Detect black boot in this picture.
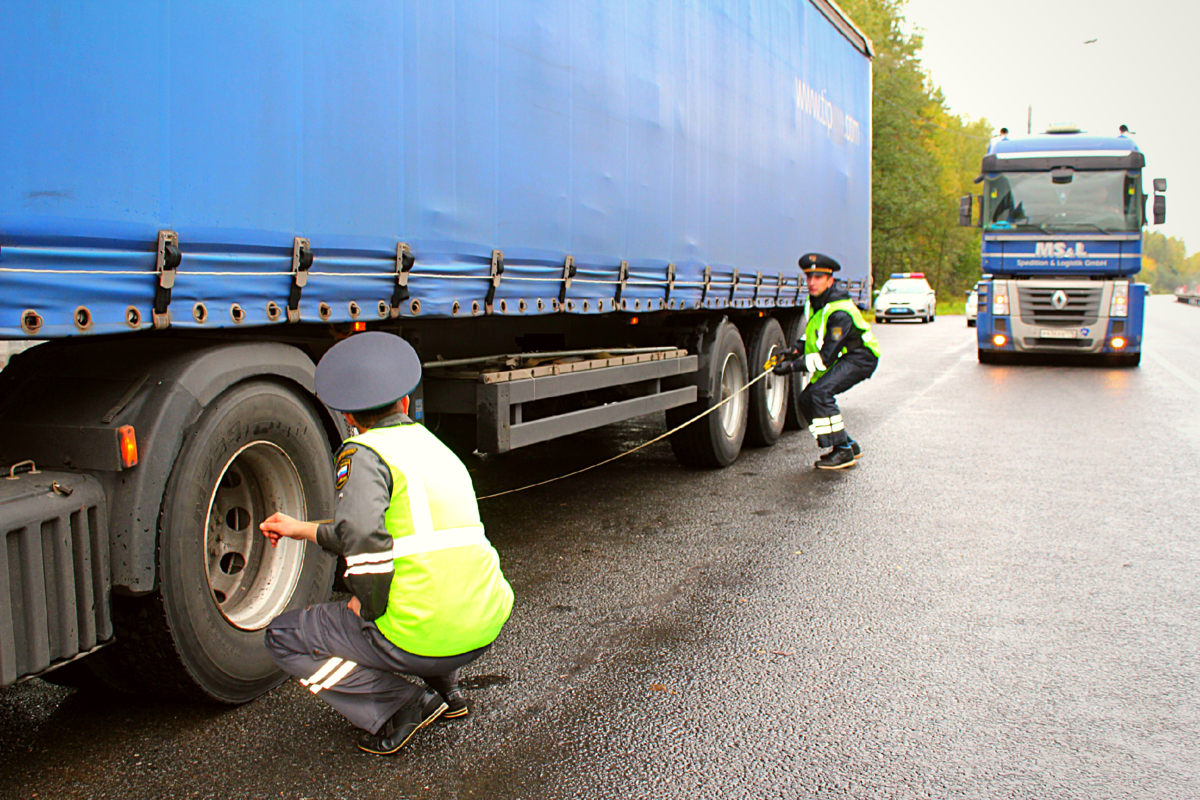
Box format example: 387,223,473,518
815,446,856,470
358,690,447,755
423,670,469,719
847,440,862,460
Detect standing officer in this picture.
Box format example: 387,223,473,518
774,253,880,470
259,332,514,755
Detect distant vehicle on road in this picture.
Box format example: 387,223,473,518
874,273,937,323
965,281,982,327
1176,285,1200,306
961,125,1165,366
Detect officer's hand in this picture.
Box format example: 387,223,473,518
772,359,797,375
778,345,801,363
347,596,362,617
260,512,318,546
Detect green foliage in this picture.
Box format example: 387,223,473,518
837,0,990,297
1141,232,1200,293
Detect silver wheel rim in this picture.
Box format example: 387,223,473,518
203,441,307,631
718,351,747,438
763,343,787,424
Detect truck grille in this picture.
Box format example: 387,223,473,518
1017,286,1103,326
1,472,111,685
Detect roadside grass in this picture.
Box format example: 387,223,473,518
936,299,966,316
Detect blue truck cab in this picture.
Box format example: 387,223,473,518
962,126,1165,366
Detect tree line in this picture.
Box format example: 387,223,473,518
1141,233,1200,293
840,0,1200,299
838,0,991,299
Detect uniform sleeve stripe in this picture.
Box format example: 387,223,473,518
344,551,395,566
344,563,395,576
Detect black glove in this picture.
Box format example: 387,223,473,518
771,346,802,375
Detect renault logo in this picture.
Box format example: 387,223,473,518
1051,290,1068,310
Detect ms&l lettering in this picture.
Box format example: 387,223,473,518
1034,242,1089,258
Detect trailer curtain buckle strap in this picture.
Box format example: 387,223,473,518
558,255,576,307
701,266,712,305
390,243,415,318
485,250,504,314
665,263,676,305
153,230,181,330
615,260,629,304
287,237,313,323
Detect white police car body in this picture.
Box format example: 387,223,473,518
874,273,936,323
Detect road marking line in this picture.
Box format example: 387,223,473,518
1145,350,1200,396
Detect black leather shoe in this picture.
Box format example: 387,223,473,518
848,440,862,460
815,446,856,470
358,691,447,755
423,670,469,719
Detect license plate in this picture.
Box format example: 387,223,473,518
1040,329,1077,339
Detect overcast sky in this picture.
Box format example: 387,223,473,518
901,0,1200,250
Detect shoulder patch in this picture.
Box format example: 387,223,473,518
335,453,353,489
339,446,359,459
831,326,843,340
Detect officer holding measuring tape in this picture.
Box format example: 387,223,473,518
773,253,881,470
260,332,513,755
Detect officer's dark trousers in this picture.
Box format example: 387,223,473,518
797,348,878,448
264,602,490,734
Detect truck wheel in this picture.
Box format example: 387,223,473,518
668,320,748,467
780,313,810,431
743,317,788,447
89,380,336,703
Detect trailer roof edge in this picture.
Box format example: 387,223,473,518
810,0,875,58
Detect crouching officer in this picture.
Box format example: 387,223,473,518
259,332,514,755
774,253,880,470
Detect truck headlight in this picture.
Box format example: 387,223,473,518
992,291,1009,316
1110,282,1128,318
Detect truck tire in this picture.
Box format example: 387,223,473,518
780,313,810,431
668,320,748,468
89,380,336,703
743,317,788,447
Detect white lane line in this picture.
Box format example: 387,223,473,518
1145,349,1200,395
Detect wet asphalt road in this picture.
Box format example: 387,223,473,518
2,296,1198,799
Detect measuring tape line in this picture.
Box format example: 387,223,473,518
476,362,780,501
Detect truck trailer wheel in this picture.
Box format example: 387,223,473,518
90,380,336,703
780,313,810,431
743,317,789,447
668,320,748,467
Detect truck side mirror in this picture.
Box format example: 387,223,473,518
1153,178,1167,193
1153,194,1166,225
958,195,972,227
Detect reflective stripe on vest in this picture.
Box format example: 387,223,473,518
391,525,490,559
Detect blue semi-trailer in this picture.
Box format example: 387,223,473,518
0,0,872,699
961,126,1166,366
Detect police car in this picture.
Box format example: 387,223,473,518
874,273,937,323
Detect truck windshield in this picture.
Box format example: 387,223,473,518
983,170,1142,233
